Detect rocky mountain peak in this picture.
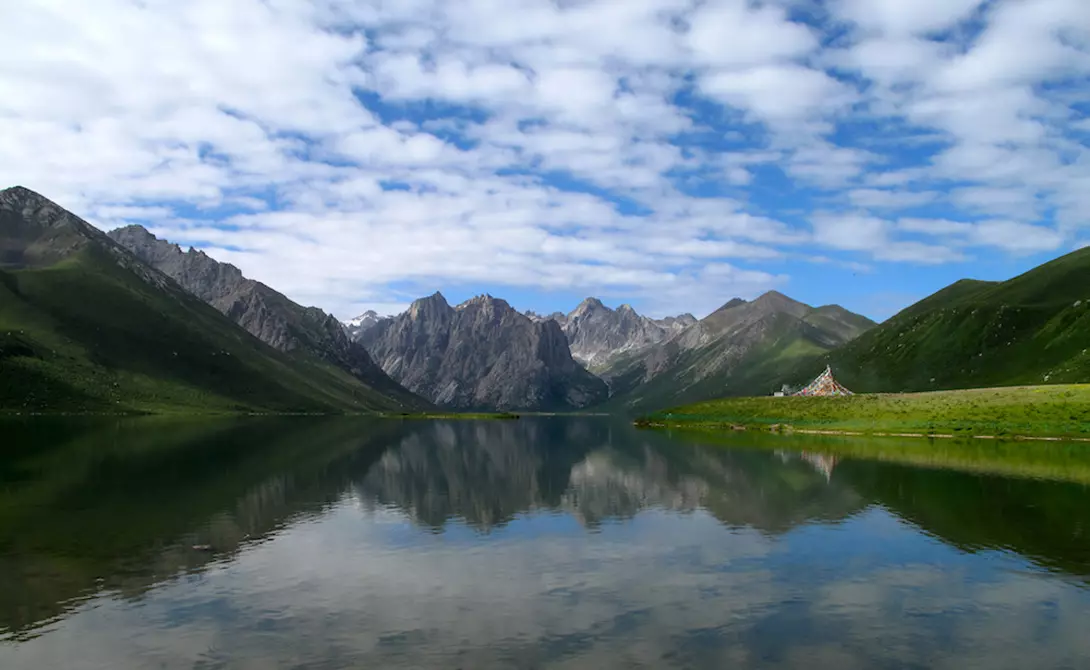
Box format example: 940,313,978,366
458,294,512,312
344,310,393,338
111,223,157,242
751,290,810,318
526,310,567,324
0,185,46,207
409,292,452,320
553,298,697,368
655,313,698,330
1,186,144,272
357,291,608,411
572,297,607,316
348,310,380,325
710,297,748,315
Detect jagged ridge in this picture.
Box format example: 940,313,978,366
357,292,608,411
107,225,426,409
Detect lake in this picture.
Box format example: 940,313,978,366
2,416,1089,669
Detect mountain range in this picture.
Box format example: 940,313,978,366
5,185,1090,415
106,225,422,408
528,298,697,369
354,292,608,411
0,186,425,414
594,291,876,412
347,291,875,413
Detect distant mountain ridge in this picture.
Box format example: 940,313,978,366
0,186,423,413
344,310,392,340
598,291,876,412
356,292,609,411
20,183,1087,415
108,225,425,409
531,298,697,369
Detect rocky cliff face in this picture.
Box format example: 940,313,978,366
107,225,424,408
344,310,391,341
528,298,696,369
358,293,609,411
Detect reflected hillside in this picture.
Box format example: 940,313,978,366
6,415,1090,646
838,460,1090,580
562,435,864,532
353,418,608,530
353,419,864,533
0,417,404,638
676,430,1090,582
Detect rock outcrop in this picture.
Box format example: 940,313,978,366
528,298,696,369
344,310,391,341
357,293,609,411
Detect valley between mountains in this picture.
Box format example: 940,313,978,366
3,185,1090,416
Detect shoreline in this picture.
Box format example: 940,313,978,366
633,384,1090,444
635,420,1090,443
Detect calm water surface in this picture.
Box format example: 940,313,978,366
2,416,1089,669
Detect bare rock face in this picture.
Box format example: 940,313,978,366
544,298,696,369
107,225,423,407
358,293,609,411
344,310,391,341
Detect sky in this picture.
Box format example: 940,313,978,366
2,0,1089,322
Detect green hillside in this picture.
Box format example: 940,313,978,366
601,313,831,412
638,385,1090,440
0,188,423,414
0,249,417,414
792,246,1090,393
599,294,875,414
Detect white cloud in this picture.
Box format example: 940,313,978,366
686,1,817,67
897,217,1064,254
1,0,1087,319
966,220,1065,253
836,0,984,36
812,214,890,252
700,65,854,124
812,213,967,263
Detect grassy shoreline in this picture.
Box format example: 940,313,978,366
635,385,1090,441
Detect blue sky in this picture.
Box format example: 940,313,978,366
2,0,1088,321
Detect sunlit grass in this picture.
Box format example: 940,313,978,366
638,385,1090,440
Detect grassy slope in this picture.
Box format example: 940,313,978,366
0,248,414,414
791,248,1090,394
640,385,1090,439
599,312,836,413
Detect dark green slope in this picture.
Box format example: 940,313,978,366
106,225,427,410
0,187,421,413
600,313,820,411
792,247,1090,393
600,296,875,414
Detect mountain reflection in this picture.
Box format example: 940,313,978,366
2,416,1090,641
0,417,401,637
352,419,864,532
